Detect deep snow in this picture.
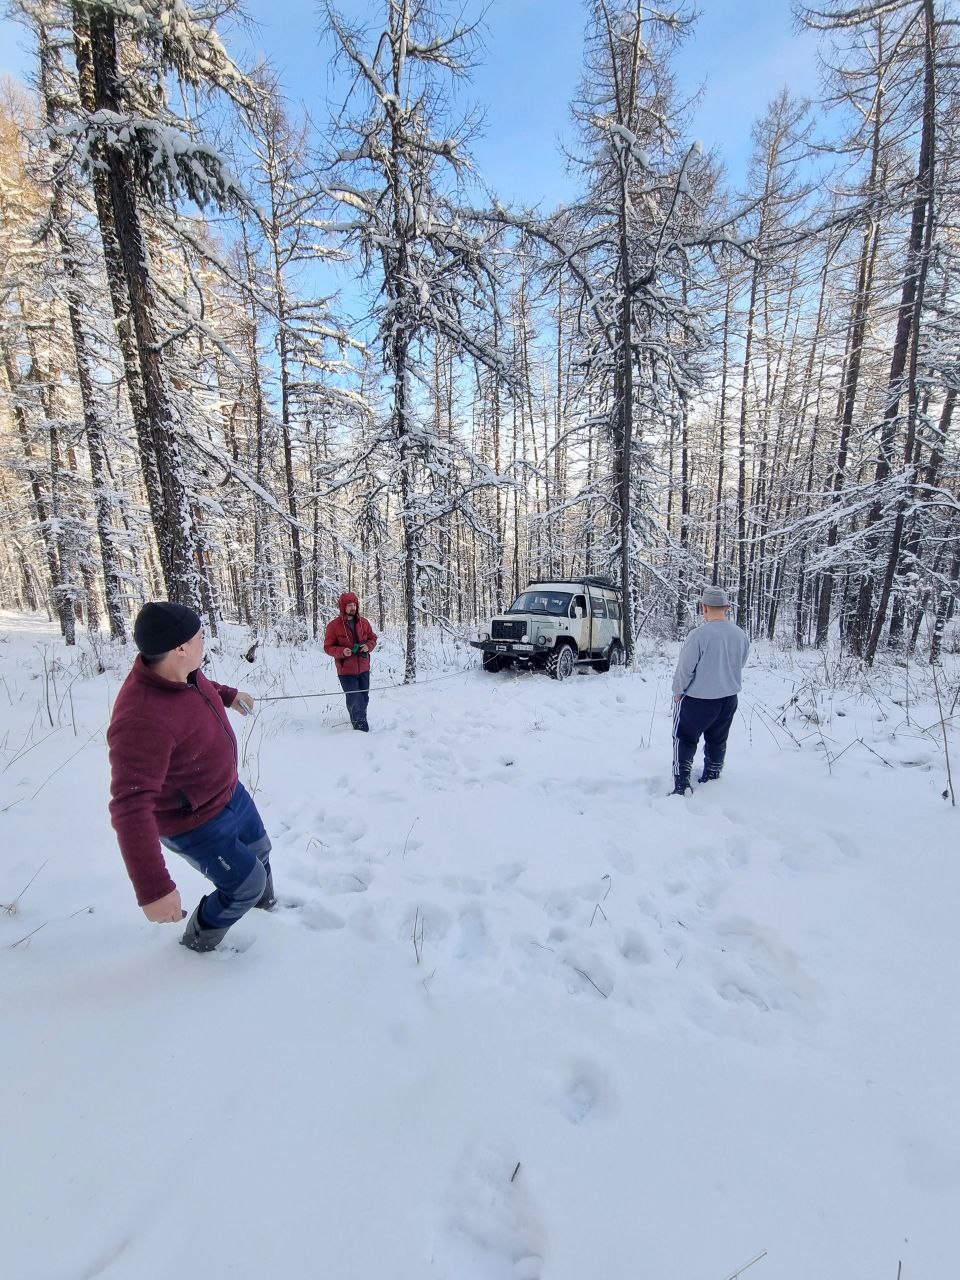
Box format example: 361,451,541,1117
1,613,958,1280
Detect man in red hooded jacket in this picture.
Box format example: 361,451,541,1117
324,592,378,731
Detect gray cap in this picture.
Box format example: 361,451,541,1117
700,585,730,608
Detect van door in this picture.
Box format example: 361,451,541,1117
602,591,620,647
570,594,590,652
589,591,609,655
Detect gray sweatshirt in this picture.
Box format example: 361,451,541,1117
672,619,750,699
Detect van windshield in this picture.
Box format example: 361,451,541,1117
508,591,573,616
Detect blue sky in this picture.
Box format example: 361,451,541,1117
0,0,822,205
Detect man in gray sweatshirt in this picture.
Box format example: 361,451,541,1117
670,586,749,795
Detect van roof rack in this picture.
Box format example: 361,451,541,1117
525,575,621,592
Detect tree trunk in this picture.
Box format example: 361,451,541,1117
73,8,171,605
736,260,760,630
617,190,636,661
79,2,198,608
1,345,75,641
862,0,937,665
267,176,307,625
850,4,936,658
41,32,127,640
712,278,732,584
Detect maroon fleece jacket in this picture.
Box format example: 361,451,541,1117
107,658,239,906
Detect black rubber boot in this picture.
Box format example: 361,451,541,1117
180,901,230,953
669,774,692,797
255,868,277,911
698,764,722,784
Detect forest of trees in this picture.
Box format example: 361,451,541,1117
1,0,959,675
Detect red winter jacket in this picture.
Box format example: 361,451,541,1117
107,658,239,906
324,593,378,676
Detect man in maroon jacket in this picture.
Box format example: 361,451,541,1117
108,602,275,953
323,592,378,731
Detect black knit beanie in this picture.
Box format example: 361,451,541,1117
133,602,202,656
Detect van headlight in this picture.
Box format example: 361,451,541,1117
537,634,548,645
480,630,490,641
521,633,529,643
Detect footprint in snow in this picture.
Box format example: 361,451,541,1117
325,814,368,843
201,932,256,956
348,903,384,943
273,893,306,910
561,947,615,999
828,829,861,860
492,863,525,891
542,891,576,921
455,903,489,961
432,1140,546,1280
557,1058,619,1125
721,806,749,828
617,928,652,966
704,917,823,1029
576,775,624,796
369,787,405,803
605,843,635,874
402,903,452,945
318,872,369,895
441,874,487,896
296,903,346,931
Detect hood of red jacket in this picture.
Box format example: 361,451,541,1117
339,592,360,618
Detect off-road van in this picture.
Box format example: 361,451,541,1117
471,577,625,679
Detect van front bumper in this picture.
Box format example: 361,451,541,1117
470,639,538,655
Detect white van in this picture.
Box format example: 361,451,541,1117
471,577,625,679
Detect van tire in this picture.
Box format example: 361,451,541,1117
546,643,575,681
595,640,625,673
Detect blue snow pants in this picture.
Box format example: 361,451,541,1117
160,782,272,930
338,672,370,727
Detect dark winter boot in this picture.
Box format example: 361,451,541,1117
669,774,692,797
698,764,722,784
180,901,230,953
255,867,277,911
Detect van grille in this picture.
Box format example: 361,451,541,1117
492,619,526,640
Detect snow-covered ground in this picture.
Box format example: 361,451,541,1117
2,612,958,1280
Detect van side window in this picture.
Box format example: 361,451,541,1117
571,595,586,617
590,597,607,619
607,598,620,620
